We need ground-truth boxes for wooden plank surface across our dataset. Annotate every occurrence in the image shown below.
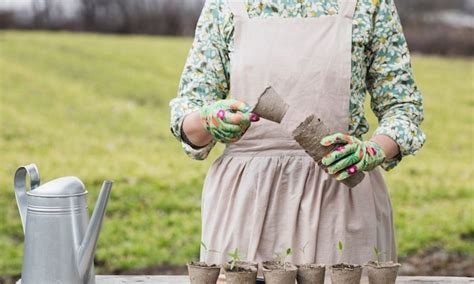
[17,275,474,283]
[94,275,474,283]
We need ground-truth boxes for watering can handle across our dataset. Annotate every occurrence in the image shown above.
[14,164,40,233]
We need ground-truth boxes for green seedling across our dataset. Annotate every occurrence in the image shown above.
[228,248,243,271]
[201,241,220,261]
[372,246,385,266]
[337,241,344,263]
[273,247,293,265]
[299,241,309,255]
[299,241,309,263]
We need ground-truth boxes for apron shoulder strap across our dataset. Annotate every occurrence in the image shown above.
[227,0,249,19]
[338,0,357,19]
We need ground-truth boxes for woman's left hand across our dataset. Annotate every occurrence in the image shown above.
[320,133,386,181]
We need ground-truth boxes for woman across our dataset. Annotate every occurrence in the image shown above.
[170,0,425,266]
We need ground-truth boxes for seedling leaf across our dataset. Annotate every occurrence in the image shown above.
[300,241,309,254]
[228,248,242,271]
[373,246,385,266]
[337,241,344,263]
[300,241,310,262]
[200,241,208,251]
[273,247,293,264]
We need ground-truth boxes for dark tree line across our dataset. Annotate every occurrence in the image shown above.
[395,0,474,55]
[0,0,205,35]
[77,0,205,35]
[0,0,472,55]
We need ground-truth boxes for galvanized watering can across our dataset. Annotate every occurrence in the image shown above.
[14,164,112,284]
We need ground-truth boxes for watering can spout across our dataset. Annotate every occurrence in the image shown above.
[77,180,112,279]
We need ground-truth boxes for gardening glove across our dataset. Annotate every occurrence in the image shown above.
[200,99,259,144]
[320,133,386,181]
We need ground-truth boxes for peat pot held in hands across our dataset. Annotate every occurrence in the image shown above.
[252,86,365,188]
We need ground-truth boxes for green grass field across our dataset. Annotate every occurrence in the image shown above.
[0,31,473,277]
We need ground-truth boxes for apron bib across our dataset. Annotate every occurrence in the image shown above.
[201,0,397,267]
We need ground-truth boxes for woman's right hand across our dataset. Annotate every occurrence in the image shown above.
[200,99,258,144]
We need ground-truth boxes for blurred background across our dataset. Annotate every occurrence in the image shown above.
[0,0,473,283]
[1,0,473,54]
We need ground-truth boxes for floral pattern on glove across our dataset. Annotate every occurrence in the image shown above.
[200,99,257,144]
[320,133,386,181]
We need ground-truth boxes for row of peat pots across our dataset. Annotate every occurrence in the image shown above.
[187,260,401,284]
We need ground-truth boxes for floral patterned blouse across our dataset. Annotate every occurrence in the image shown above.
[169,0,426,170]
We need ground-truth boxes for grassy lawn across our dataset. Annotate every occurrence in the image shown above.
[0,31,472,277]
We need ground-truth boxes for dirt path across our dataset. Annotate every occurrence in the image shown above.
[399,248,474,277]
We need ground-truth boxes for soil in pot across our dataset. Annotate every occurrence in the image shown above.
[224,262,258,284]
[235,260,258,269]
[187,261,221,284]
[296,264,326,284]
[262,260,298,284]
[330,263,363,284]
[366,261,401,284]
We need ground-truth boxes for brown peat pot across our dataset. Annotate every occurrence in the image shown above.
[262,260,297,284]
[366,261,401,284]
[223,262,258,284]
[187,262,221,284]
[296,264,326,284]
[330,263,363,284]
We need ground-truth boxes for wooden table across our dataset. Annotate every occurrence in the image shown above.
[95,275,473,283]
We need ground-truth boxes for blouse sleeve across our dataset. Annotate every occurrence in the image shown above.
[366,0,426,170]
[169,0,232,160]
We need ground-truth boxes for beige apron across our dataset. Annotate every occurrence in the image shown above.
[201,0,397,267]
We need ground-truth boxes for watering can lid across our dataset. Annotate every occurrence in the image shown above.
[30,176,86,196]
